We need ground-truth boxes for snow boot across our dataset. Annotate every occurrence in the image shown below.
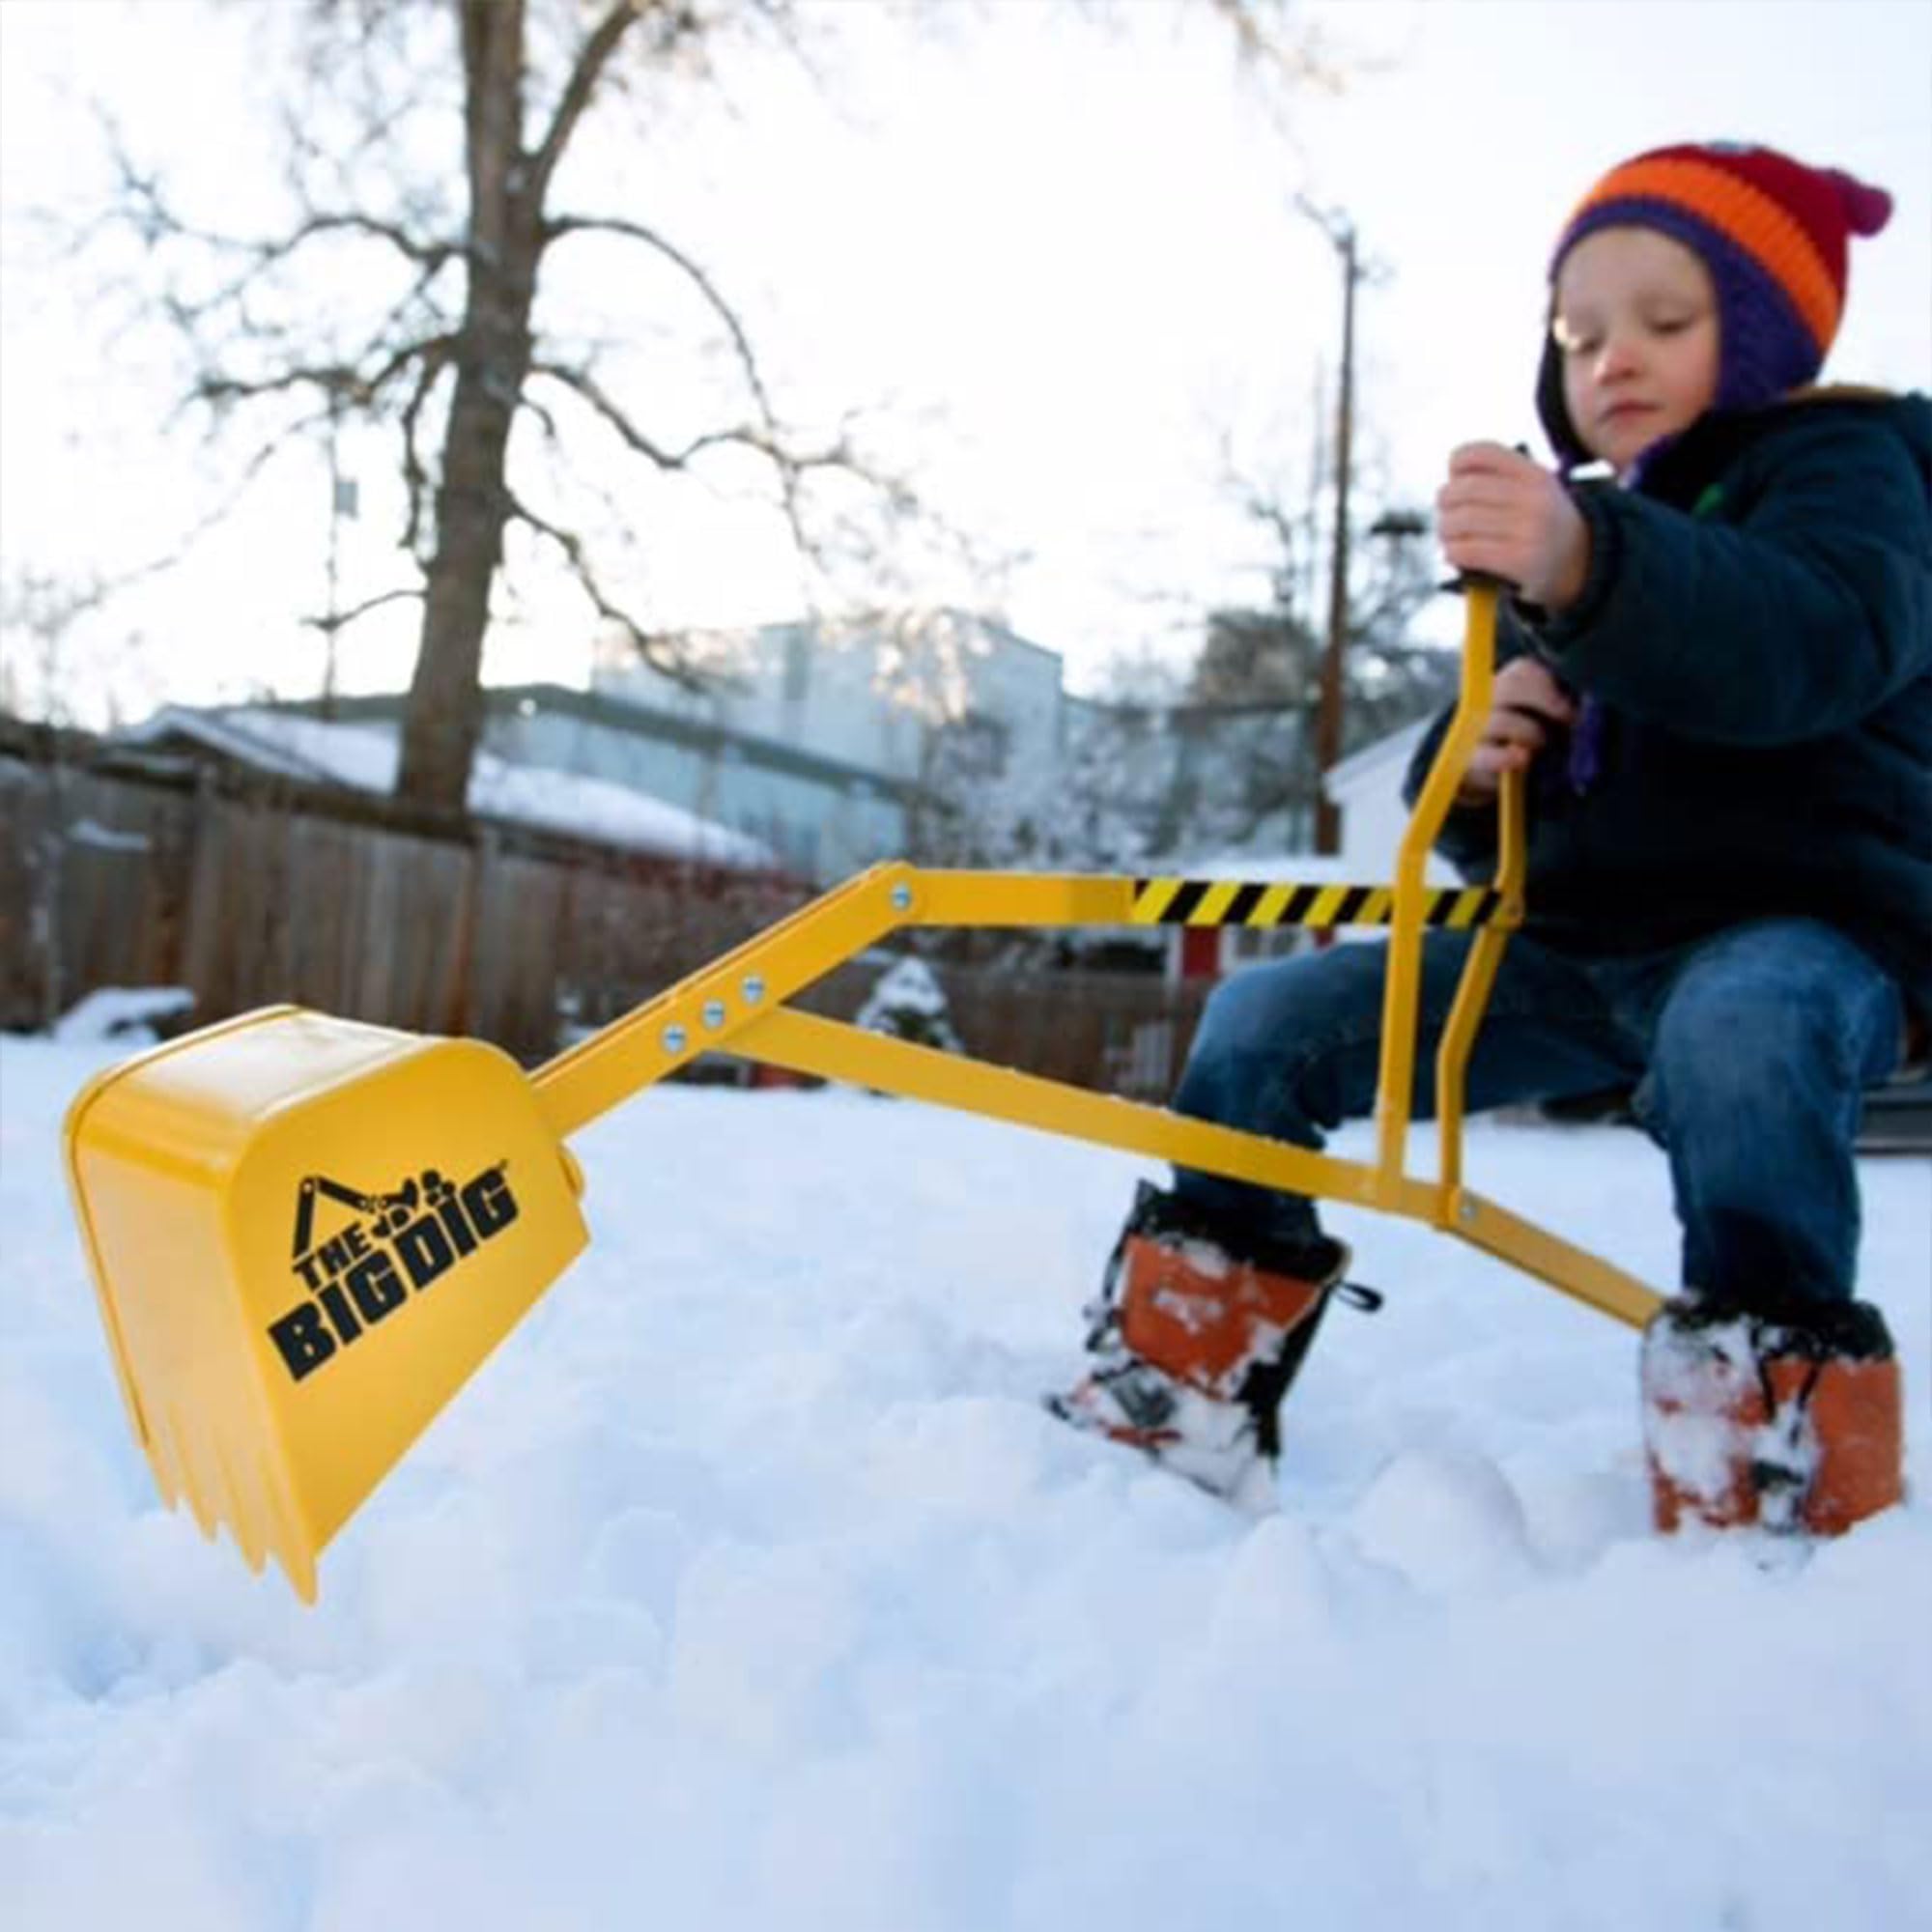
[1046,1182,1353,1509]
[1641,1293,1904,1537]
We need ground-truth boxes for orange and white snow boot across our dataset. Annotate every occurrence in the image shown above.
[1047,1183,1361,1509]
[1641,1293,1904,1537]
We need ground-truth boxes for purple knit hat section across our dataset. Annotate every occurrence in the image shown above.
[1537,199,1823,469]
[1562,198,1824,405]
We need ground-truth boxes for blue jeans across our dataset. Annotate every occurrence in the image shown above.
[1169,918,1907,1305]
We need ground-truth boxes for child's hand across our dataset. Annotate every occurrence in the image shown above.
[1437,442,1591,611]
[1454,658,1578,806]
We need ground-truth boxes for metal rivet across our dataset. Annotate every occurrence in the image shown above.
[1457,1199,1477,1225]
[741,975,765,1004]
[701,999,725,1031]
[890,884,913,911]
[662,1024,688,1055]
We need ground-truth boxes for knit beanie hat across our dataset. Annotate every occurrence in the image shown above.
[1536,142,1893,468]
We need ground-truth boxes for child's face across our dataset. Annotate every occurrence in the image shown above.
[1552,226,1721,472]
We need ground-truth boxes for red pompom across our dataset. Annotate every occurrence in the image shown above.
[1830,169,1894,239]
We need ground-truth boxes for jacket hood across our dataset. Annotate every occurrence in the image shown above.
[1613,386,1932,506]
[1879,389,1932,487]
[1782,385,1932,489]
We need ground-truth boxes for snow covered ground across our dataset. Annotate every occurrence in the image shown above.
[3,1021,1929,1932]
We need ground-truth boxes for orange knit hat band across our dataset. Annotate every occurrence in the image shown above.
[1537,141,1893,467]
[1568,155,1843,351]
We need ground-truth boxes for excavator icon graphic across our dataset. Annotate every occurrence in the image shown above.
[290,1172,425,1265]
[271,1163,522,1382]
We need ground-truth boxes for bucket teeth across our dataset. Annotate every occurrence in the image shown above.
[172,1410,220,1542]
[156,1407,289,1579]
[147,1407,187,1518]
[213,1441,267,1574]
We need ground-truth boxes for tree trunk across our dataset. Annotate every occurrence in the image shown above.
[1315,222,1356,858]
[396,0,541,812]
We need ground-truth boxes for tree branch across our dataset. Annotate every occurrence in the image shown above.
[514,388,666,589]
[1204,0,1348,95]
[298,585,426,637]
[527,353,913,562]
[542,212,782,433]
[188,330,453,419]
[526,1,641,211]
[110,130,459,290]
[528,358,687,468]
[503,487,704,690]
[400,341,457,555]
[273,209,461,271]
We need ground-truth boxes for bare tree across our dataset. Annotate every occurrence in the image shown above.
[2,571,108,727]
[0,563,166,730]
[75,0,1334,814]
[90,0,923,811]
[1175,437,1451,843]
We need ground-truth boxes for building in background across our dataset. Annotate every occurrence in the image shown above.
[592,611,1067,796]
[115,611,1066,885]
[106,611,1454,902]
[111,701,781,871]
[582,610,1068,878]
[1322,717,1457,885]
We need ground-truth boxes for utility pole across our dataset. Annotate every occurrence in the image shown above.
[1320,220,1356,854]
[321,397,358,721]
[1297,200,1361,855]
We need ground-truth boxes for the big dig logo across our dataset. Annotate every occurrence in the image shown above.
[266,1164,521,1382]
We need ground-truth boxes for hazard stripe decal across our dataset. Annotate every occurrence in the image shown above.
[1127,878,1503,930]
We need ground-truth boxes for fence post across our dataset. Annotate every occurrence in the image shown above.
[33,733,69,1032]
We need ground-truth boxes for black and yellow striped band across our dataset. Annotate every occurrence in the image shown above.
[1127,878,1505,931]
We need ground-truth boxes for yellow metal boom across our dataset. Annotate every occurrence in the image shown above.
[534,582,1658,1330]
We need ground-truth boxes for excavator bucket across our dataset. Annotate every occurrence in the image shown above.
[64,1006,588,1599]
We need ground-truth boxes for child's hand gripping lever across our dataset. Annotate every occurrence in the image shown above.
[1436,440,1592,611]
[1430,564,1561,804]
[1431,569,1571,808]
[1457,657,1577,807]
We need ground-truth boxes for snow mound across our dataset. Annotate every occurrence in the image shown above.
[1350,1446,1537,1593]
[2,1035,1928,1931]
[50,985,195,1043]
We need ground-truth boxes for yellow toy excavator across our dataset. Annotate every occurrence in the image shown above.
[62,583,1662,1602]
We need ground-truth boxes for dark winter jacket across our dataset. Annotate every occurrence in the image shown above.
[1406,389,1932,1032]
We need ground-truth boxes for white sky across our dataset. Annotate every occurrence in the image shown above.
[1,0,1928,724]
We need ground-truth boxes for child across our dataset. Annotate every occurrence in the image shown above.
[1051,142,1930,1534]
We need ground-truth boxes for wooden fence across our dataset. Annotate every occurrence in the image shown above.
[0,741,1208,1097]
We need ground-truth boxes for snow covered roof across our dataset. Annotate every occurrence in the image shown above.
[1324,716,1434,800]
[1154,849,1378,884]
[119,705,778,870]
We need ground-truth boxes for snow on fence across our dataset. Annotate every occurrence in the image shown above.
[0,750,802,1061]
